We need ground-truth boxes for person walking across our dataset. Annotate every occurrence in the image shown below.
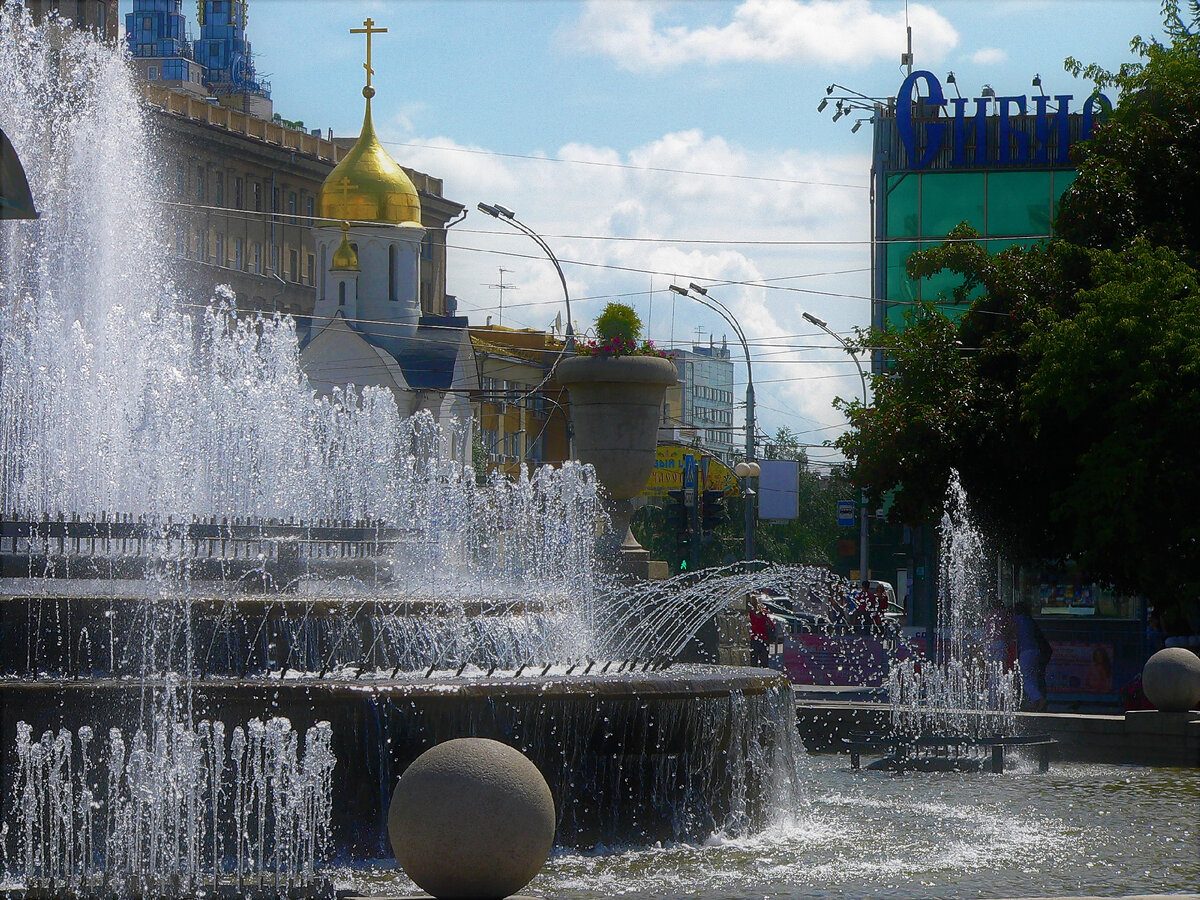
[1014,601,1052,711]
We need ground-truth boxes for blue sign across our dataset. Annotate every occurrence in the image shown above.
[837,500,856,528]
[895,70,1111,169]
[682,454,697,489]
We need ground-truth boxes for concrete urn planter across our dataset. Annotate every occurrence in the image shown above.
[557,354,677,561]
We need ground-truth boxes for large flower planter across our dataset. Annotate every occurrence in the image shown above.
[556,354,678,563]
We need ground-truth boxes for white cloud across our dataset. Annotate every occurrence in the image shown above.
[563,0,958,72]
[970,47,1007,65]
[391,127,873,444]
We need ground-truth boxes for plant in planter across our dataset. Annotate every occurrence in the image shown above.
[557,304,678,575]
[575,303,673,359]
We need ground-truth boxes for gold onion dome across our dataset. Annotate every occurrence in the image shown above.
[331,226,359,271]
[318,93,421,226]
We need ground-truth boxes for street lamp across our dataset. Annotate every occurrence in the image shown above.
[670,283,758,560]
[803,310,871,587]
[477,202,574,350]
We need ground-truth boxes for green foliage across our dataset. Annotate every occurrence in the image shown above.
[594,303,643,343]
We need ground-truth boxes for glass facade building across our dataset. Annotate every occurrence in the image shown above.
[872,83,1093,333]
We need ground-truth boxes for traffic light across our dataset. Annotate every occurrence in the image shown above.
[665,490,689,534]
[701,490,729,532]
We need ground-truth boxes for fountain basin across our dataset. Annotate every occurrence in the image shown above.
[0,666,796,857]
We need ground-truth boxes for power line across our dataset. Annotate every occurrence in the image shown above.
[378,138,871,190]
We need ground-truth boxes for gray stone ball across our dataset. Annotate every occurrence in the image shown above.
[388,738,556,899]
[1142,647,1200,712]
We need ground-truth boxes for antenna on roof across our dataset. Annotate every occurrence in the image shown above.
[901,1,913,74]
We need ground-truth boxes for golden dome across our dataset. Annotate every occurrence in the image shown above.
[318,98,421,226]
[331,226,359,271]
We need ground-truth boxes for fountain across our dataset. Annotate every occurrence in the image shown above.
[3,10,1196,900]
[0,5,796,895]
[871,473,1029,771]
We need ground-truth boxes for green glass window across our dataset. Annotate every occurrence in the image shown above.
[920,172,984,238]
[886,174,920,238]
[986,171,1053,238]
[885,241,920,304]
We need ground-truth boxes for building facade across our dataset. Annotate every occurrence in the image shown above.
[23,0,118,40]
[470,326,570,475]
[660,340,736,463]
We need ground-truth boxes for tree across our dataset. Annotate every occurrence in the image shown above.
[834,4,1200,618]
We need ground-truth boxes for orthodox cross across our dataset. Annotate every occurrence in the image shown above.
[350,18,388,92]
[331,176,357,202]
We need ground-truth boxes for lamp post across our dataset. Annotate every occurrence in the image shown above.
[477,203,574,350]
[669,283,757,560]
[803,311,871,587]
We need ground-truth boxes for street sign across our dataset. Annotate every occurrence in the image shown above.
[837,500,856,527]
[682,454,697,488]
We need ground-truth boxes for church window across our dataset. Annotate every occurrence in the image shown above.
[388,245,397,301]
[338,283,346,306]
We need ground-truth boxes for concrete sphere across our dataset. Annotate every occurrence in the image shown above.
[388,738,556,899]
[1142,647,1200,712]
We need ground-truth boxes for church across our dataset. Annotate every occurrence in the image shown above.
[298,20,476,455]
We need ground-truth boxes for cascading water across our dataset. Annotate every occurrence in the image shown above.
[0,5,800,891]
[888,472,1022,740]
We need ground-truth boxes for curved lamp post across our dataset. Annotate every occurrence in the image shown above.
[477,203,574,350]
[669,283,757,560]
[803,311,870,587]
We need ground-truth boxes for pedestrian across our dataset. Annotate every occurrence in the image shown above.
[1014,601,1052,711]
[748,596,774,667]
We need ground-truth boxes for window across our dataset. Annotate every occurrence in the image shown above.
[252,182,262,212]
[147,65,158,80]
[252,242,261,275]
[306,196,315,226]
[388,245,397,301]
[214,233,224,266]
[175,225,185,258]
[306,253,315,286]
[233,237,243,270]
[271,187,279,213]
[215,173,224,207]
[289,249,298,282]
[288,192,297,224]
[318,246,326,298]
[338,282,346,306]
[176,165,184,197]
[235,177,244,209]
[196,167,205,203]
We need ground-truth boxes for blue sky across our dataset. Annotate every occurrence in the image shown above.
[121,0,1167,463]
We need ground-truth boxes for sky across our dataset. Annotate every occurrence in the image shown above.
[120,0,1168,467]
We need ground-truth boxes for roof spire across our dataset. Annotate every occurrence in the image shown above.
[350,17,388,99]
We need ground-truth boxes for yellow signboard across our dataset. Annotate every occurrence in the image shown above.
[641,444,739,499]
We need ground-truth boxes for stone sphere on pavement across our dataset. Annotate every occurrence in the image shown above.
[1142,647,1200,712]
[388,737,556,899]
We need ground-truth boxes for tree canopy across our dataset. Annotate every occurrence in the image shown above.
[834,3,1200,614]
